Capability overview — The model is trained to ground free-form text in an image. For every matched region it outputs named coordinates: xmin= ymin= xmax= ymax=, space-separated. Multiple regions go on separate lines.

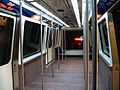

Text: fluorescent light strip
xmin=71 ymin=0 xmax=81 ymax=27
xmin=27 ymin=0 xmax=34 ymax=1
xmin=31 ymin=2 xmax=69 ymax=27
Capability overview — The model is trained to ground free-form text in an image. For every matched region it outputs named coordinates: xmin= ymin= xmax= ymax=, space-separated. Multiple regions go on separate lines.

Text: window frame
xmin=21 ymin=16 xmax=45 ymax=63
xmin=98 ymin=13 xmax=112 ymax=66
xmin=98 ymin=19 xmax=110 ymax=57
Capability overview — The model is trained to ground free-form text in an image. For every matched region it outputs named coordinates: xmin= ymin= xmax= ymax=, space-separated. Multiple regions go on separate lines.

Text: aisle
xmin=25 ymin=57 xmax=84 ymax=90
xmin=44 ymin=57 xmax=84 ymax=90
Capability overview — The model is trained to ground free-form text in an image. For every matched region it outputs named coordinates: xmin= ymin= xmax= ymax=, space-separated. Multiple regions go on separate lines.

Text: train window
xmin=48 ymin=29 xmax=52 ymax=48
xmin=46 ymin=27 xmax=49 ymax=48
xmin=0 ymin=15 xmax=14 ymax=66
xmin=98 ymin=19 xmax=110 ymax=57
xmin=23 ymin=21 xmax=41 ymax=58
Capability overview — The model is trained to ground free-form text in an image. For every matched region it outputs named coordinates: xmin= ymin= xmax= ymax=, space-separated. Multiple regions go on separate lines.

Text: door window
xmin=0 ymin=15 xmax=14 ymax=66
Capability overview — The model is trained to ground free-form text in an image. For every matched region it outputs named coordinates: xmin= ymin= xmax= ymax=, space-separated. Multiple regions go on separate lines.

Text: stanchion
xmin=51 ymin=21 xmax=54 ymax=78
xmin=40 ymin=13 xmax=44 ymax=90
xmin=84 ymin=0 xmax=89 ymax=90
xmin=92 ymin=0 xmax=98 ymax=90
xmin=62 ymin=29 xmax=64 ymax=62
xmin=19 ymin=0 xmax=25 ymax=90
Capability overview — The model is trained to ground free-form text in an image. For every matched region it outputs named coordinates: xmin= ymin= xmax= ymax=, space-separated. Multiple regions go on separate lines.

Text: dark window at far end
xmin=66 ymin=30 xmax=83 ymax=50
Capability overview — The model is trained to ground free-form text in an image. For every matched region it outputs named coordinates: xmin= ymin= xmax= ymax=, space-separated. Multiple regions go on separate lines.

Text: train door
xmin=110 ymin=4 xmax=120 ymax=90
xmin=98 ymin=13 xmax=112 ymax=90
xmin=98 ymin=11 xmax=120 ymax=90
xmin=0 ymin=12 xmax=16 ymax=90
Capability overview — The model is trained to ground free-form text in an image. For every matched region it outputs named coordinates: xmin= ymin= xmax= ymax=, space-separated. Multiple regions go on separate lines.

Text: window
xmin=46 ymin=27 xmax=49 ymax=48
xmin=48 ymin=29 xmax=52 ymax=48
xmin=23 ymin=21 xmax=41 ymax=58
xmin=0 ymin=15 xmax=14 ymax=66
xmin=66 ymin=30 xmax=83 ymax=50
xmin=98 ymin=19 xmax=110 ymax=57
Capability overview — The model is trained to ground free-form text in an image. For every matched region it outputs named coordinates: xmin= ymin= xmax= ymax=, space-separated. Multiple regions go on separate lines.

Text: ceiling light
xmin=71 ymin=0 xmax=81 ymax=27
xmin=31 ymin=15 xmax=40 ymax=20
xmin=26 ymin=0 xmax=34 ymax=2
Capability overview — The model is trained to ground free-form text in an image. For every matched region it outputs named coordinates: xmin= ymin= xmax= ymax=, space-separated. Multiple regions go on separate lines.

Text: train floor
xmin=25 ymin=56 xmax=92 ymax=90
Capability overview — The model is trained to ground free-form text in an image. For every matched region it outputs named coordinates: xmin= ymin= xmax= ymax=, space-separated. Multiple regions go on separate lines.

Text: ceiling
xmin=26 ymin=0 xmax=92 ymax=27
xmin=37 ymin=0 xmax=82 ymax=27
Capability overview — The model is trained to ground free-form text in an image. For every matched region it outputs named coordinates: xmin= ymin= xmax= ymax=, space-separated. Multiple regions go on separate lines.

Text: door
xmin=0 ymin=12 xmax=16 ymax=90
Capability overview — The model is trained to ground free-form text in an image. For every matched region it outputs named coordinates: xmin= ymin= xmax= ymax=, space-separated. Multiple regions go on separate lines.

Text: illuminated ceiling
xmin=26 ymin=0 xmax=84 ymax=27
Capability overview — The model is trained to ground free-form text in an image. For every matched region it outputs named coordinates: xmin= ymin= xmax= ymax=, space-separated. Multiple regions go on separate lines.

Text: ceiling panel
xmin=26 ymin=0 xmax=85 ymax=27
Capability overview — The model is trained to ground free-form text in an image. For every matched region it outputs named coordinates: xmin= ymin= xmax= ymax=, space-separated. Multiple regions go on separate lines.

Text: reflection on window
xmin=99 ymin=19 xmax=110 ymax=56
xmin=23 ymin=21 xmax=41 ymax=58
xmin=0 ymin=15 xmax=14 ymax=66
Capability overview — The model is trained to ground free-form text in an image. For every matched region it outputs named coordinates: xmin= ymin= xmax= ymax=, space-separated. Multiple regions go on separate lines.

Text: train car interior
xmin=0 ymin=0 xmax=120 ymax=90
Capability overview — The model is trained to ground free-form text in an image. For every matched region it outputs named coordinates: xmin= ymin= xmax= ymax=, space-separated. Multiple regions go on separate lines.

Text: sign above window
xmin=0 ymin=0 xmax=36 ymax=17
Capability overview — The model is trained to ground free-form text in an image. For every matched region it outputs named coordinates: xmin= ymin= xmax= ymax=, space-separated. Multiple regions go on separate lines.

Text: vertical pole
xmin=47 ymin=27 xmax=50 ymax=65
xmin=57 ymin=26 xmax=60 ymax=69
xmin=84 ymin=0 xmax=89 ymax=90
xmin=92 ymin=0 xmax=98 ymax=90
xmin=62 ymin=29 xmax=64 ymax=62
xmin=51 ymin=21 xmax=54 ymax=78
xmin=19 ymin=0 xmax=24 ymax=90
xmin=40 ymin=13 xmax=44 ymax=90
